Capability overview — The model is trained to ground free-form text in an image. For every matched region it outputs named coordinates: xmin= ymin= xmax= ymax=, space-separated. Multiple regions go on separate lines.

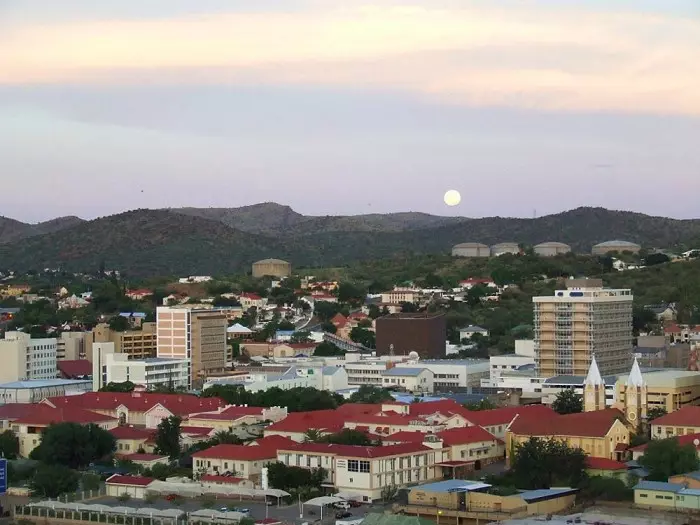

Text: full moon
xmin=444 ymin=189 xmax=462 ymax=207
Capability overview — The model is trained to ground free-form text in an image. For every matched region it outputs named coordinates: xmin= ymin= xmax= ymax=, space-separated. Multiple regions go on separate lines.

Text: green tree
xmin=349 ymin=327 xmax=376 ymax=348
xmin=212 ymin=431 xmax=243 ymax=445
xmin=646 ymin=407 xmax=667 ymax=422
xmin=644 ymin=253 xmax=670 ymax=266
xmin=313 ymin=341 xmax=344 ymax=357
xmin=99 ymin=381 xmax=135 ymax=393
xmin=267 ymin=462 xmax=327 ymax=490
xmin=463 ymin=399 xmax=496 ymax=411
xmin=314 ymin=301 xmax=342 ymax=322
xmin=579 ymin=476 xmax=633 ymax=502
xmin=154 ymin=416 xmax=182 ymax=460
xmin=81 ymin=473 xmax=102 ymax=492
xmin=30 ymin=464 xmax=80 ymax=498
xmin=511 ymin=438 xmax=587 ymax=489
xmin=337 ymin=282 xmax=366 ymax=304
xmin=639 ymin=438 xmax=699 ymax=481
xmin=320 ymin=321 xmax=337 ymax=334
xmin=348 ymin=385 xmax=393 ymax=404
xmin=290 ymin=331 xmax=311 ymax=343
xmin=303 ymin=429 xmax=324 ymax=443
xmin=367 ymin=304 xmax=381 ymax=319
xmin=551 ymin=389 xmax=583 ymax=415
xmin=30 ymin=423 xmax=116 ymax=469
xmin=0 ymin=429 xmax=20 ymax=459
xmin=108 ymin=315 xmax=130 ymax=331
xmin=322 ymin=429 xmax=376 ymax=446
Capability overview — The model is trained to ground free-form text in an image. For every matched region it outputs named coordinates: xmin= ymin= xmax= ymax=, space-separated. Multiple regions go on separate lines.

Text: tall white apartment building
xmin=0 ymin=332 xmax=57 ymax=382
xmin=533 ymin=278 xmax=633 ymax=378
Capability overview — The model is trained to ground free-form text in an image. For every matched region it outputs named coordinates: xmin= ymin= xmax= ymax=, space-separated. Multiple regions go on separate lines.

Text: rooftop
xmin=0 ymin=379 xmax=93 ymax=389
xmin=411 ymin=479 xmax=490 ymax=493
xmin=383 ymin=368 xmax=428 ymax=377
xmin=635 ymin=481 xmax=684 ymax=493
xmin=509 ymin=408 xmax=624 ymax=438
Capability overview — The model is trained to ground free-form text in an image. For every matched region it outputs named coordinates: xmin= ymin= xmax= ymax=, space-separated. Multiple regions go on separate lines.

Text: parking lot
xmin=89 ymin=495 xmax=387 ymax=524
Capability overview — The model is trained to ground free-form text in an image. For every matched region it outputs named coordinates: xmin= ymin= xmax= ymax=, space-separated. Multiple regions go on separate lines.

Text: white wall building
xmin=205 ymin=365 xmax=349 ymax=393
xmin=381 ymin=367 xmax=434 ymax=393
xmin=0 ymin=332 xmax=57 ymax=383
xmin=0 ymin=379 xmax=92 ymax=404
xmin=394 ymin=359 xmax=489 ymax=390
xmin=345 ymin=361 xmax=387 ymax=386
xmin=486 ymin=355 xmax=536 ymax=387
xmin=103 ymin=354 xmax=190 ymax=391
xmin=459 ymin=325 xmax=489 ymax=341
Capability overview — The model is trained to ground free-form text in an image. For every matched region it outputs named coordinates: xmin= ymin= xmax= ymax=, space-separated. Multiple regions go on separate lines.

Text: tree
xmin=212 ymin=431 xmax=243 ymax=445
xmin=0 ymin=429 xmax=19 ymax=459
xmin=579 ymin=476 xmax=633 ymax=502
xmin=551 ymin=389 xmax=583 ymax=415
xmin=463 ymin=399 xmax=496 ymax=411
xmin=81 ymin=473 xmax=102 ymax=492
xmin=290 ymin=331 xmax=311 ymax=344
xmin=349 ymin=327 xmax=376 ymax=348
xmin=645 ymin=253 xmax=670 ymax=266
xmin=314 ymin=301 xmax=342 ymax=322
xmin=348 ymin=385 xmax=393 ymax=404
xmin=639 ymin=438 xmax=699 ymax=481
xmin=646 ymin=407 xmax=667 ymax=422
xmin=313 ymin=341 xmax=344 ymax=357
xmin=108 ymin=315 xmax=130 ymax=332
xmin=267 ymin=462 xmax=327 ymax=491
xmin=368 ymin=304 xmax=381 ymax=320
xmin=303 ymin=429 xmax=324 ymax=443
xmin=30 ymin=423 xmax=116 ymax=469
xmin=154 ymin=416 xmax=182 ymax=460
xmin=337 ymin=282 xmax=366 ymax=305
xmin=100 ymin=381 xmax=135 ymax=393
xmin=30 ymin=464 xmax=80 ymax=498
xmin=511 ymin=438 xmax=586 ymax=489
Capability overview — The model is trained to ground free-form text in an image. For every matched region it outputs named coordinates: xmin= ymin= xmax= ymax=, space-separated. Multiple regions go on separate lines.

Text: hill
xmin=171 ymin=203 xmax=465 ymax=235
xmin=0 ymin=215 xmax=86 ymax=244
xmin=1 ymin=205 xmax=700 ymax=276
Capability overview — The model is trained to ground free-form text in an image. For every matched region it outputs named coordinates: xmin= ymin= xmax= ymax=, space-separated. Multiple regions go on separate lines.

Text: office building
xmin=533 ymin=278 xmax=633 ymax=377
xmin=57 ymin=331 xmax=89 ymax=360
xmin=98 ymin=354 xmax=190 ymax=391
xmin=90 ymin=322 xmax=157 ymax=361
xmin=0 ymin=379 xmax=92 ymax=404
xmin=0 ymin=332 xmax=57 ymax=383
xmin=375 ymin=313 xmax=446 ymax=358
xmin=156 ymin=306 xmax=227 ymax=386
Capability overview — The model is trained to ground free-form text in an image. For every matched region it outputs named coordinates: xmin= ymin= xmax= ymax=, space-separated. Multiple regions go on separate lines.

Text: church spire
xmin=585 ymin=354 xmax=604 ymax=386
xmin=627 ymin=356 xmax=645 ymax=387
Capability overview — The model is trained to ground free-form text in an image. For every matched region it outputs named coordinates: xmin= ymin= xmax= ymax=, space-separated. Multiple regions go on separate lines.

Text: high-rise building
xmin=375 ymin=313 xmax=446 ymax=358
xmin=89 ymin=322 xmax=157 ymax=361
xmin=534 ymin=278 xmax=633 ymax=377
xmin=57 ymin=331 xmax=90 ymax=360
xmin=156 ymin=306 xmax=227 ymax=386
xmin=0 ymin=331 xmax=58 ymax=383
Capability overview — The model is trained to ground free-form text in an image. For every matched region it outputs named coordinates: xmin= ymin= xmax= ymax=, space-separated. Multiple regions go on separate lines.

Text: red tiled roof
xmin=57 ymin=360 xmax=92 ymax=378
xmin=438 ymin=426 xmax=500 ymax=446
xmin=127 ymin=289 xmax=152 ymax=296
xmin=463 ymin=405 xmax=556 ymax=427
xmin=509 ymin=408 xmax=624 ymax=438
xmin=265 ymin=410 xmax=344 ymax=434
xmin=384 ymin=431 xmax=427 ymax=444
xmin=106 ymin=475 xmax=155 ymax=487
xmin=585 ymin=457 xmax=627 ymax=471
xmin=190 ymin=405 xmax=265 ymax=420
xmin=664 ymin=323 xmax=682 ymax=334
xmin=14 ymin=404 xmax=116 ymax=426
xmin=109 ymin=426 xmax=153 ymax=440
xmin=346 ymin=413 xmax=418 ymax=426
xmin=336 ymin=404 xmax=383 ymax=417
xmin=201 ymin=474 xmax=245 ymax=485
xmin=193 ymin=444 xmax=278 ymax=461
xmin=44 ymin=392 xmax=225 ymax=416
xmin=331 ymin=313 xmax=348 ymax=328
xmin=408 ymin=400 xmax=471 ymax=419
xmin=122 ymin=453 xmax=167 ymax=462
xmin=0 ymin=403 xmax=35 ymax=420
xmin=280 ymin=442 xmax=430 ymax=459
xmin=651 ymin=406 xmax=700 ymax=427
xmin=241 ymin=293 xmax=262 ymax=300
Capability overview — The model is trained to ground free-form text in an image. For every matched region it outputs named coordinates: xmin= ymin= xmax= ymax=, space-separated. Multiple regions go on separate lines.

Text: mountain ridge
xmin=1 ymin=204 xmax=699 ymax=277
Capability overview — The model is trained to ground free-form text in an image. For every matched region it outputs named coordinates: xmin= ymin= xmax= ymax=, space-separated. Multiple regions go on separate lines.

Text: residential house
xmin=310 ymin=292 xmax=338 ymax=303
xmin=459 ymin=279 xmax=497 ymax=290
xmin=585 ymin=457 xmax=628 ymax=479
xmin=633 ymin=481 xmax=690 ymax=509
xmin=120 ymin=453 xmax=169 ymax=469
xmin=126 ymin=289 xmax=153 ymax=301
xmin=645 ymin=304 xmax=676 ymax=322
xmin=110 ymin=426 xmax=153 ymax=456
xmin=630 ymin=432 xmax=700 ymax=461
xmin=239 ymin=293 xmax=267 ymax=310
xmin=381 ymin=367 xmax=434 ymax=394
xmin=186 ymin=405 xmax=288 ymax=432
xmin=458 ymin=326 xmax=489 ymax=341
xmin=105 ymin=475 xmax=156 ymax=499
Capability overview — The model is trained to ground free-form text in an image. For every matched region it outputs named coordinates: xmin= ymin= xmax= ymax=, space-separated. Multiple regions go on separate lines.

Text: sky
xmin=1 ymin=0 xmax=699 ymax=223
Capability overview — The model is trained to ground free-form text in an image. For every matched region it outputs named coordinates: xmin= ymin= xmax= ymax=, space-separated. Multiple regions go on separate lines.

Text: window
xmin=348 ymin=460 xmax=359 ymax=472
xmin=639 ymin=494 xmax=647 ymax=498
xmin=359 ymin=461 xmax=370 ymax=473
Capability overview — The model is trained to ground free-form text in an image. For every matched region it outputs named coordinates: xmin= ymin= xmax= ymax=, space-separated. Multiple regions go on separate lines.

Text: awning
xmin=304 ymin=496 xmax=346 ymax=507
xmin=436 ymin=461 xmax=473 ymax=467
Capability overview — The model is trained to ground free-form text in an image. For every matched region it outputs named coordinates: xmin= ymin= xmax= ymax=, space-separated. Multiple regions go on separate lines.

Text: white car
xmin=333 ymin=501 xmax=350 ymax=510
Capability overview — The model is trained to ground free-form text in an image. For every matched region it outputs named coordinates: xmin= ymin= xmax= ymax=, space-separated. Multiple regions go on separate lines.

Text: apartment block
xmin=90 ymin=322 xmax=157 ymax=361
xmin=0 ymin=332 xmax=57 ymax=383
xmin=534 ymin=279 xmax=633 ymax=377
xmin=57 ymin=332 xmax=90 ymax=360
xmin=156 ymin=306 xmax=227 ymax=386
xmin=98 ymin=353 xmax=189 ymax=391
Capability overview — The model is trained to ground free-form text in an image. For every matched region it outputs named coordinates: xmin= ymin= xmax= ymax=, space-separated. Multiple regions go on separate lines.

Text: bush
xmin=117 ymin=492 xmax=131 ymax=502
xmin=580 ymin=476 xmax=633 ymax=502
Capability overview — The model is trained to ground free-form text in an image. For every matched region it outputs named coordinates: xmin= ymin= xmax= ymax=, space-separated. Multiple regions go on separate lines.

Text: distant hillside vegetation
xmin=0 ymin=215 xmax=85 ymax=244
xmin=0 ymin=205 xmax=699 ymax=277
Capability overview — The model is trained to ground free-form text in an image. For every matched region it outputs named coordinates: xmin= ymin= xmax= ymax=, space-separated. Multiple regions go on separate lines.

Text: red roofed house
xmin=105 ymin=474 xmax=155 ymax=499
xmin=585 ymin=457 xmax=628 ymax=479
xmin=507 ymin=408 xmax=631 ymax=462
xmin=630 ymin=432 xmax=700 ymax=461
xmin=264 ymin=410 xmax=345 ymax=442
xmin=277 ymin=442 xmax=439 ymax=501
xmin=239 ymin=293 xmax=267 ymax=309
xmin=110 ymin=425 xmax=153 ymax=455
xmin=187 ymin=405 xmax=288 ymax=432
xmin=42 ymin=391 xmax=225 ymax=428
xmin=126 ymin=289 xmax=153 ymax=301
xmin=11 ymin=404 xmax=118 ymax=457
xmin=461 ymin=404 xmax=557 ymax=440
xmin=192 ymin=437 xmax=283 ymax=483
xmin=650 ymin=405 xmax=700 ymax=439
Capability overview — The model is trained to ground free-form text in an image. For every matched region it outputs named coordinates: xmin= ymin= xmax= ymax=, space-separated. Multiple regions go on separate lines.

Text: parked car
xmin=333 ymin=501 xmax=351 ymax=510
xmin=219 ymin=507 xmax=229 ymax=512
xmin=349 ymin=501 xmax=363 ymax=508
xmin=336 ymin=511 xmax=353 ymax=519
xmin=233 ymin=507 xmax=251 ymax=514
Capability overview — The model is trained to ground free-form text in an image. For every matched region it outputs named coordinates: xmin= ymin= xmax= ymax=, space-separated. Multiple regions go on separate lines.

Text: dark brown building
xmin=375 ymin=313 xmax=446 ymax=358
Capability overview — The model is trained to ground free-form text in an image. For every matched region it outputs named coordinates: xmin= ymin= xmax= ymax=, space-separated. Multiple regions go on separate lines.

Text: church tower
xmin=625 ymin=357 xmax=648 ymax=425
xmin=584 ymin=354 xmax=606 ymax=412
